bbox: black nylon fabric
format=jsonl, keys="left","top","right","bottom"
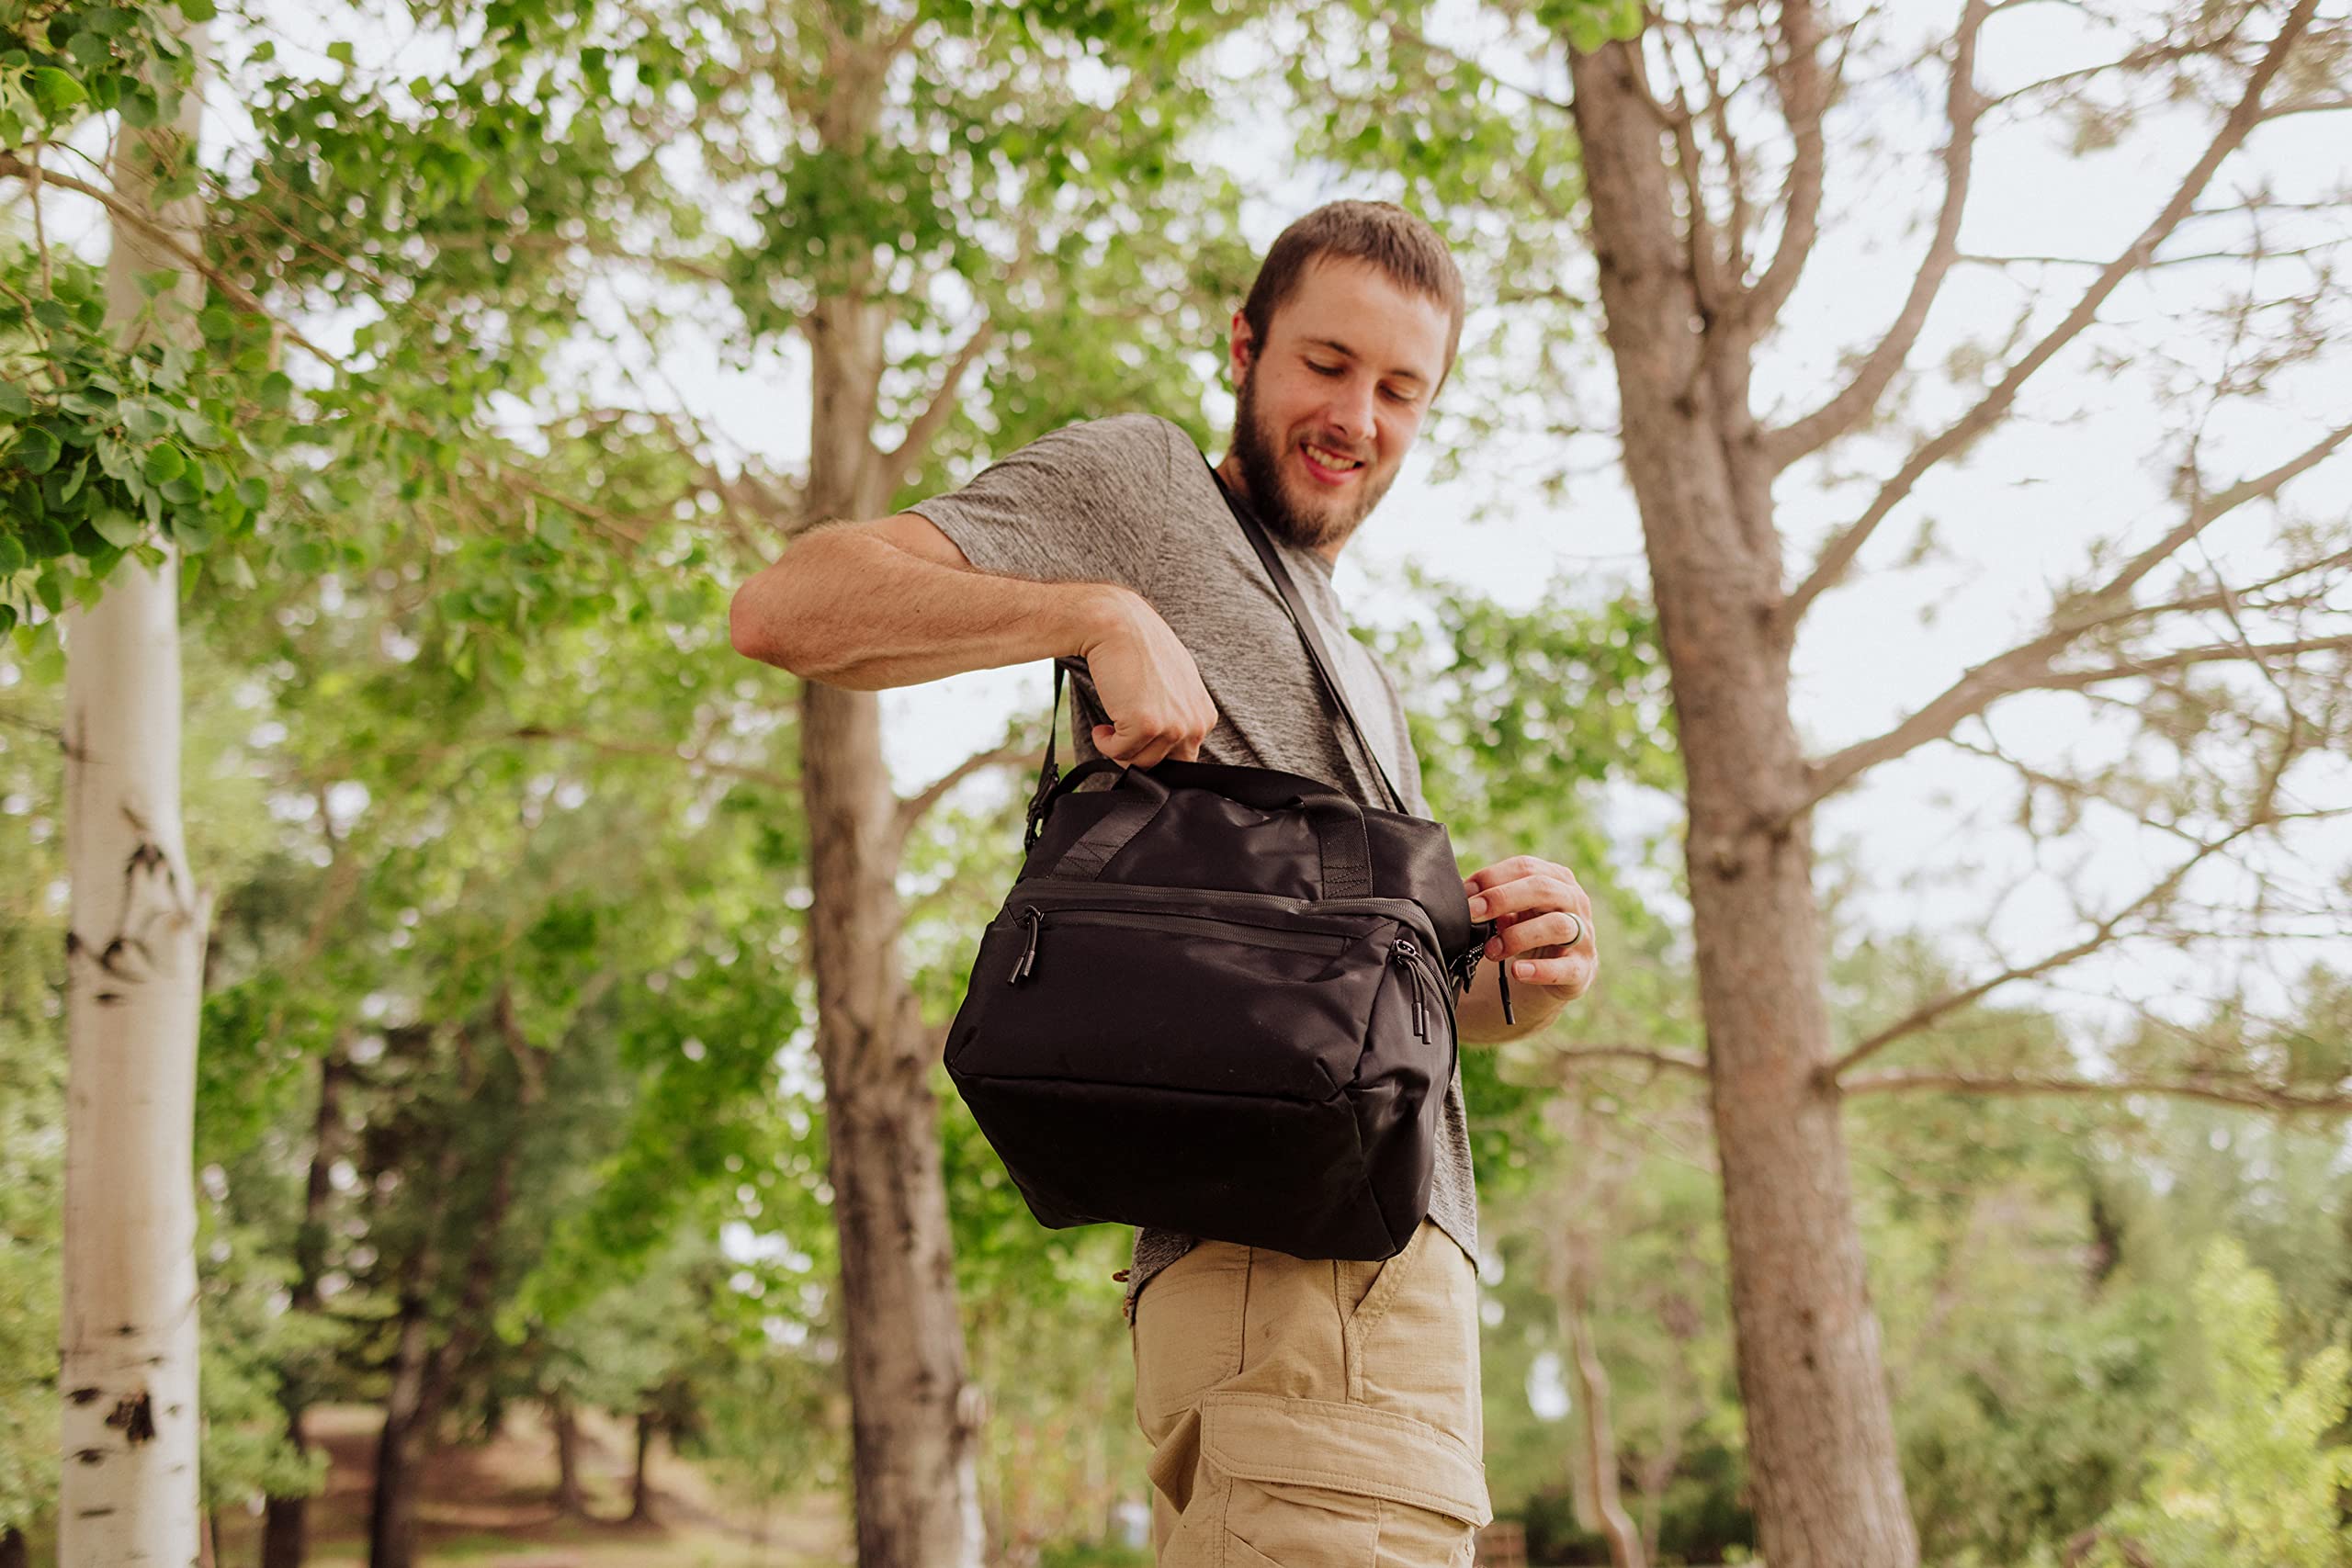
{"left": 944, "top": 726, "right": 1491, "bottom": 1263}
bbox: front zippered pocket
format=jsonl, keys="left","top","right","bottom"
{"left": 949, "top": 893, "right": 1430, "bottom": 1103}
{"left": 1010, "top": 904, "right": 1354, "bottom": 986}
{"left": 1010, "top": 876, "right": 1444, "bottom": 949}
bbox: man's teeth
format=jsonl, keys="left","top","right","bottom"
{"left": 1305, "top": 444, "right": 1363, "bottom": 470}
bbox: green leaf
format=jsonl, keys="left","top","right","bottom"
{"left": 258, "top": 372, "right": 294, "bottom": 412}
{"left": 0, "top": 604, "right": 14, "bottom": 637}
{"left": 176, "top": 0, "right": 218, "bottom": 19}
{"left": 122, "top": 402, "right": 171, "bottom": 441}
{"left": 197, "top": 306, "right": 234, "bottom": 341}
{"left": 235, "top": 476, "right": 270, "bottom": 510}
{"left": 90, "top": 507, "right": 144, "bottom": 547}
{"left": 327, "top": 40, "right": 356, "bottom": 66}
{"left": 0, "top": 534, "right": 23, "bottom": 575}
{"left": 30, "top": 299, "right": 70, "bottom": 333}
{"left": 144, "top": 444, "right": 187, "bottom": 484}
{"left": 16, "top": 427, "right": 62, "bottom": 474}
{"left": 175, "top": 407, "right": 222, "bottom": 446}
{"left": 29, "top": 68, "right": 88, "bottom": 120}
{"left": 0, "top": 381, "right": 29, "bottom": 417}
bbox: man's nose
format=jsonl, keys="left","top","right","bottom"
{"left": 1325, "top": 376, "right": 1377, "bottom": 447}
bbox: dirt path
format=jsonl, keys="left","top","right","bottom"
{"left": 212, "top": 1404, "right": 848, "bottom": 1568}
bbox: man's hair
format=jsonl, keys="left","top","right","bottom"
{"left": 1239, "top": 200, "right": 1466, "bottom": 386}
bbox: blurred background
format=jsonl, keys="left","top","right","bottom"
{"left": 2, "top": 0, "right": 2347, "bottom": 1562}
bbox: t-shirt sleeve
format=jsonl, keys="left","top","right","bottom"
{"left": 906, "top": 414, "right": 1179, "bottom": 597}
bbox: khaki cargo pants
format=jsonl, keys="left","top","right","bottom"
{"left": 1129, "top": 1217, "right": 1494, "bottom": 1566}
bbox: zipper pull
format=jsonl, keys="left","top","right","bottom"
{"left": 1012, "top": 907, "right": 1043, "bottom": 985}
{"left": 1498, "top": 956, "right": 1514, "bottom": 1026}
{"left": 1394, "top": 940, "right": 1430, "bottom": 1042}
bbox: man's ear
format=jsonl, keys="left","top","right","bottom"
{"left": 1228, "top": 308, "right": 1255, "bottom": 378}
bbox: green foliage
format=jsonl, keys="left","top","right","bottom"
{"left": 0, "top": 0, "right": 203, "bottom": 146}
{"left": 2077, "top": 1239, "right": 2352, "bottom": 1568}
{"left": 0, "top": 251, "right": 285, "bottom": 627}
{"left": 193, "top": 1213, "right": 328, "bottom": 1511}
{"left": 0, "top": 883, "right": 62, "bottom": 1536}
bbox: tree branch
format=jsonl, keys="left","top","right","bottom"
{"left": 1385, "top": 20, "right": 1578, "bottom": 116}
{"left": 878, "top": 318, "right": 993, "bottom": 500}
{"left": 1776, "top": 0, "right": 2323, "bottom": 634}
{"left": 1736, "top": 0, "right": 1831, "bottom": 333}
{"left": 505, "top": 725, "right": 797, "bottom": 793}
{"left": 1822, "top": 813, "right": 2273, "bottom": 1081}
{"left": 1761, "top": 0, "right": 1985, "bottom": 469}
{"left": 2026, "top": 634, "right": 2352, "bottom": 694}
{"left": 1841, "top": 1068, "right": 2352, "bottom": 1115}
{"left": 1790, "top": 415, "right": 2352, "bottom": 814}
{"left": 0, "top": 151, "right": 343, "bottom": 369}
{"left": 1544, "top": 1043, "right": 1711, "bottom": 1078}
{"left": 892, "top": 734, "right": 1041, "bottom": 845}
{"left": 1657, "top": 49, "right": 1729, "bottom": 317}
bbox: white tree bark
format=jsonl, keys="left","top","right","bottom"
{"left": 58, "top": 32, "right": 210, "bottom": 1563}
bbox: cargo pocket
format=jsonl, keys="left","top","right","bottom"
{"left": 1200, "top": 1390, "right": 1492, "bottom": 1567}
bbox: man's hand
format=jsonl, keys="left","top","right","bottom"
{"left": 1462, "top": 855, "right": 1598, "bottom": 1032}
{"left": 1079, "top": 589, "right": 1219, "bottom": 769}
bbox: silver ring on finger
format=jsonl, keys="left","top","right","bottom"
{"left": 1562, "top": 911, "right": 1586, "bottom": 948}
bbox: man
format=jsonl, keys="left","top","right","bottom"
{"left": 729, "top": 200, "right": 1598, "bottom": 1565}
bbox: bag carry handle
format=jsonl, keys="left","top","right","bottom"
{"left": 1039, "top": 757, "right": 1375, "bottom": 901}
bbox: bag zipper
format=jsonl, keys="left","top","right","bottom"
{"left": 1010, "top": 876, "right": 1447, "bottom": 951}
{"left": 1008, "top": 904, "right": 1352, "bottom": 987}
{"left": 1003, "top": 878, "right": 1491, "bottom": 1021}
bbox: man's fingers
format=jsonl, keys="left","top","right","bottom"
{"left": 1466, "top": 871, "right": 1590, "bottom": 922}
{"left": 1488, "top": 910, "right": 1589, "bottom": 958}
{"left": 1093, "top": 714, "right": 1213, "bottom": 770}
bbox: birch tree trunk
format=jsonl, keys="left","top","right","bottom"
{"left": 1566, "top": 27, "right": 1922, "bottom": 1568}
{"left": 58, "top": 30, "right": 211, "bottom": 1563}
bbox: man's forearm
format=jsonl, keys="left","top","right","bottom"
{"left": 730, "top": 528, "right": 1126, "bottom": 690}
{"left": 1456, "top": 970, "right": 1569, "bottom": 1045}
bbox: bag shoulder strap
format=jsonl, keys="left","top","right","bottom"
{"left": 1207, "top": 460, "right": 1408, "bottom": 816}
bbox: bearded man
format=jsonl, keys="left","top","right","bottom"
{"left": 730, "top": 199, "right": 1598, "bottom": 1566}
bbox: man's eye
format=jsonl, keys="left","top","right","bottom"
{"left": 1308, "top": 362, "right": 1341, "bottom": 377}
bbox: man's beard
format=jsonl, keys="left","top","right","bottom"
{"left": 1230, "top": 371, "right": 1398, "bottom": 553}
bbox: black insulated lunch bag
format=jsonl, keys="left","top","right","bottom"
{"left": 943, "top": 467, "right": 1509, "bottom": 1262}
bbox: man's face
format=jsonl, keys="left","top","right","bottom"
{"left": 1227, "top": 256, "right": 1452, "bottom": 556}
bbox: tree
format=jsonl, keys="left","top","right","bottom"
{"left": 1281, "top": 0, "right": 2349, "bottom": 1558}
{"left": 51, "top": 15, "right": 210, "bottom": 1559}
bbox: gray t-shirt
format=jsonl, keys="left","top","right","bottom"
{"left": 911, "top": 412, "right": 1478, "bottom": 1319}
